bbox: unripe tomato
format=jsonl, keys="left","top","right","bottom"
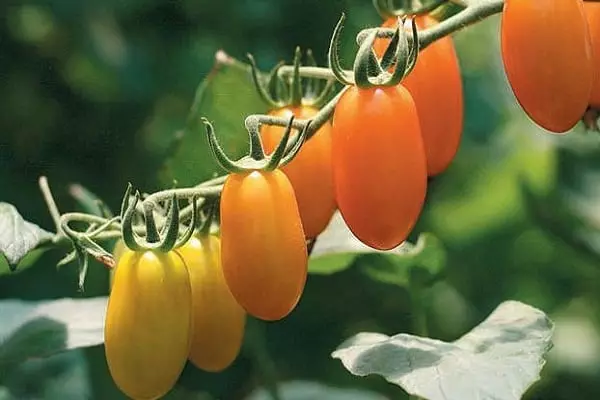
{"left": 105, "top": 249, "right": 192, "bottom": 400}
{"left": 176, "top": 235, "right": 246, "bottom": 372}
{"left": 332, "top": 85, "right": 427, "bottom": 250}
{"left": 220, "top": 169, "right": 308, "bottom": 321}
{"left": 374, "top": 16, "right": 463, "bottom": 176}
{"left": 501, "top": 0, "right": 593, "bottom": 133}
{"left": 585, "top": 2, "right": 600, "bottom": 108}
{"left": 261, "top": 106, "right": 336, "bottom": 238}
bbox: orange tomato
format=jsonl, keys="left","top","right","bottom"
{"left": 331, "top": 85, "right": 427, "bottom": 250}
{"left": 501, "top": 0, "right": 593, "bottom": 133}
{"left": 176, "top": 235, "right": 246, "bottom": 372}
{"left": 374, "top": 16, "right": 463, "bottom": 176}
{"left": 105, "top": 249, "right": 192, "bottom": 400}
{"left": 261, "top": 106, "right": 336, "bottom": 238}
{"left": 220, "top": 169, "right": 308, "bottom": 321}
{"left": 585, "top": 2, "right": 600, "bottom": 108}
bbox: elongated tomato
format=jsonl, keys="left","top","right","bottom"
{"left": 105, "top": 249, "right": 192, "bottom": 400}
{"left": 585, "top": 2, "right": 600, "bottom": 108}
{"left": 176, "top": 235, "right": 246, "bottom": 372}
{"left": 374, "top": 16, "right": 463, "bottom": 176}
{"left": 332, "top": 85, "right": 427, "bottom": 250}
{"left": 220, "top": 169, "right": 308, "bottom": 321}
{"left": 261, "top": 106, "right": 336, "bottom": 238}
{"left": 501, "top": 0, "right": 593, "bottom": 133}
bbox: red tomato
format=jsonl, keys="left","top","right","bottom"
{"left": 374, "top": 16, "right": 463, "bottom": 176}
{"left": 585, "top": 2, "right": 600, "bottom": 108}
{"left": 220, "top": 169, "right": 308, "bottom": 321}
{"left": 261, "top": 106, "right": 336, "bottom": 238}
{"left": 331, "top": 85, "right": 427, "bottom": 250}
{"left": 501, "top": 0, "right": 593, "bottom": 133}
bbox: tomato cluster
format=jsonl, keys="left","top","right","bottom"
{"left": 501, "top": 0, "right": 596, "bottom": 133}
{"left": 105, "top": 235, "right": 246, "bottom": 400}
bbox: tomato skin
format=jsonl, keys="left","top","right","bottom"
{"left": 375, "top": 16, "right": 463, "bottom": 176}
{"left": 261, "top": 106, "right": 336, "bottom": 238}
{"left": 105, "top": 249, "right": 192, "bottom": 400}
{"left": 332, "top": 85, "right": 427, "bottom": 250}
{"left": 176, "top": 235, "right": 246, "bottom": 372}
{"left": 585, "top": 2, "right": 600, "bottom": 108}
{"left": 501, "top": 0, "right": 593, "bottom": 133}
{"left": 220, "top": 169, "right": 308, "bottom": 321}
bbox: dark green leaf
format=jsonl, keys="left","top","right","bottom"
{"left": 332, "top": 300, "right": 554, "bottom": 400}
{"left": 247, "top": 380, "right": 387, "bottom": 400}
{"left": 0, "top": 203, "right": 53, "bottom": 271}
{"left": 160, "top": 51, "right": 268, "bottom": 187}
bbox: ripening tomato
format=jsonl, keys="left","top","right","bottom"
{"left": 105, "top": 249, "right": 192, "bottom": 400}
{"left": 220, "top": 169, "right": 308, "bottom": 321}
{"left": 374, "top": 16, "right": 463, "bottom": 176}
{"left": 176, "top": 235, "right": 246, "bottom": 372}
{"left": 585, "top": 2, "right": 600, "bottom": 108}
{"left": 261, "top": 106, "right": 336, "bottom": 238}
{"left": 501, "top": 0, "right": 593, "bottom": 133}
{"left": 332, "top": 85, "right": 427, "bottom": 250}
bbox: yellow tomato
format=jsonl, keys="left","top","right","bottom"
{"left": 105, "top": 249, "right": 192, "bottom": 400}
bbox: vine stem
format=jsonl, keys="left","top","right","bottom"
{"left": 278, "top": 66, "right": 338, "bottom": 80}
{"left": 39, "top": 176, "right": 64, "bottom": 237}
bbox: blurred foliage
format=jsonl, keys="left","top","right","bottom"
{"left": 2, "top": 0, "right": 600, "bottom": 399}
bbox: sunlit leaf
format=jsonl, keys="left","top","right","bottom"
{"left": 309, "top": 212, "right": 446, "bottom": 286}
{"left": 0, "top": 203, "right": 53, "bottom": 272}
{"left": 0, "top": 297, "right": 107, "bottom": 368}
{"left": 332, "top": 300, "right": 553, "bottom": 400}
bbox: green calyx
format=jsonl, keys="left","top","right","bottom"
{"left": 248, "top": 47, "right": 335, "bottom": 109}
{"left": 120, "top": 183, "right": 199, "bottom": 252}
{"left": 373, "top": 0, "right": 449, "bottom": 18}
{"left": 203, "top": 116, "right": 310, "bottom": 174}
{"left": 328, "top": 13, "right": 419, "bottom": 89}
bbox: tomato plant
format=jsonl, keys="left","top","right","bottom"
{"left": 374, "top": 15, "right": 463, "bottom": 176}
{"left": 261, "top": 106, "right": 336, "bottom": 238}
{"left": 105, "top": 249, "right": 192, "bottom": 400}
{"left": 220, "top": 169, "right": 308, "bottom": 321}
{"left": 501, "top": 0, "right": 593, "bottom": 133}
{"left": 331, "top": 85, "right": 427, "bottom": 250}
{"left": 585, "top": 2, "right": 600, "bottom": 108}
{"left": 176, "top": 234, "right": 246, "bottom": 372}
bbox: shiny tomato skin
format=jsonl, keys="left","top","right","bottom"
{"left": 501, "top": 0, "right": 593, "bottom": 133}
{"left": 176, "top": 235, "right": 246, "bottom": 372}
{"left": 585, "top": 2, "right": 600, "bottom": 108}
{"left": 220, "top": 169, "right": 308, "bottom": 321}
{"left": 105, "top": 249, "right": 192, "bottom": 400}
{"left": 261, "top": 106, "right": 336, "bottom": 238}
{"left": 332, "top": 85, "right": 427, "bottom": 250}
{"left": 375, "top": 16, "right": 463, "bottom": 176}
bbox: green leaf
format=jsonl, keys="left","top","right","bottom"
{"left": 332, "top": 300, "right": 554, "bottom": 400}
{"left": 0, "top": 297, "right": 107, "bottom": 369}
{"left": 0, "top": 203, "right": 53, "bottom": 271}
{"left": 160, "top": 51, "right": 268, "bottom": 187}
{"left": 309, "top": 212, "right": 446, "bottom": 285}
{"left": 246, "top": 380, "right": 387, "bottom": 400}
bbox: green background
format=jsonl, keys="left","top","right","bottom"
{"left": 2, "top": 0, "right": 600, "bottom": 399}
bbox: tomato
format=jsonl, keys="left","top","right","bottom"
{"left": 220, "top": 169, "right": 308, "bottom": 321}
{"left": 332, "top": 85, "right": 427, "bottom": 250}
{"left": 501, "top": 0, "right": 593, "bottom": 133}
{"left": 585, "top": 2, "right": 600, "bottom": 108}
{"left": 261, "top": 106, "right": 336, "bottom": 238}
{"left": 105, "top": 249, "right": 192, "bottom": 400}
{"left": 374, "top": 16, "right": 463, "bottom": 176}
{"left": 176, "top": 235, "right": 246, "bottom": 372}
